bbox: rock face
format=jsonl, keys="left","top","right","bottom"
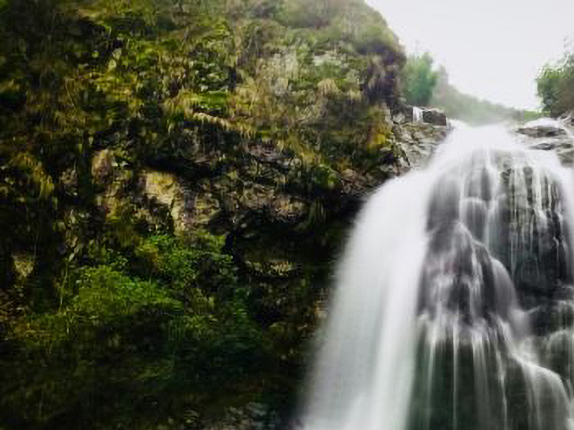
{"left": 514, "top": 118, "right": 574, "bottom": 165}
{"left": 516, "top": 119, "right": 568, "bottom": 138}
{"left": 392, "top": 114, "right": 451, "bottom": 171}
{"left": 422, "top": 108, "right": 448, "bottom": 126}
{"left": 141, "top": 170, "right": 191, "bottom": 234}
{"left": 403, "top": 106, "right": 448, "bottom": 126}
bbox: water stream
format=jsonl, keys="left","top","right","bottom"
{"left": 302, "top": 122, "right": 574, "bottom": 430}
{"left": 413, "top": 107, "right": 424, "bottom": 123}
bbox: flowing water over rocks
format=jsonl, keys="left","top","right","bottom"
{"left": 516, "top": 118, "right": 574, "bottom": 166}
{"left": 302, "top": 123, "right": 574, "bottom": 430}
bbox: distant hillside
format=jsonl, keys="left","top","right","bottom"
{"left": 400, "top": 53, "right": 540, "bottom": 124}
{"left": 431, "top": 67, "right": 540, "bottom": 124}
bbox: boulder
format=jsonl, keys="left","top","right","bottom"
{"left": 515, "top": 119, "right": 568, "bottom": 138}
{"left": 422, "top": 108, "right": 447, "bottom": 126}
{"left": 514, "top": 118, "right": 574, "bottom": 164}
{"left": 141, "top": 170, "right": 191, "bottom": 234}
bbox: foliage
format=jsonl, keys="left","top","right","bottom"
{"left": 0, "top": 0, "right": 407, "bottom": 427}
{"left": 401, "top": 52, "right": 438, "bottom": 107}
{"left": 537, "top": 54, "right": 574, "bottom": 117}
{"left": 401, "top": 52, "right": 539, "bottom": 125}
{"left": 1, "top": 233, "right": 267, "bottom": 429}
{"left": 400, "top": 53, "right": 537, "bottom": 123}
{"left": 431, "top": 67, "right": 539, "bottom": 124}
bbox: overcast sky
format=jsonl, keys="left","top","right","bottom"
{"left": 366, "top": 0, "right": 574, "bottom": 110}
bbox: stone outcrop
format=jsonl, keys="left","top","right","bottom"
{"left": 392, "top": 113, "right": 451, "bottom": 171}
{"left": 402, "top": 106, "right": 448, "bottom": 126}
{"left": 516, "top": 121, "right": 567, "bottom": 138}
{"left": 141, "top": 170, "right": 191, "bottom": 234}
{"left": 422, "top": 108, "right": 448, "bottom": 126}
{"left": 514, "top": 119, "right": 574, "bottom": 165}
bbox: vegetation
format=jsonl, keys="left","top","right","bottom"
{"left": 401, "top": 52, "right": 438, "bottom": 107}
{"left": 431, "top": 67, "right": 539, "bottom": 124}
{"left": 0, "top": 0, "right": 409, "bottom": 428}
{"left": 401, "top": 53, "right": 538, "bottom": 124}
{"left": 537, "top": 54, "right": 574, "bottom": 117}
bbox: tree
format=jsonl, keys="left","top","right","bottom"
{"left": 537, "top": 56, "right": 574, "bottom": 117}
{"left": 401, "top": 52, "right": 438, "bottom": 106}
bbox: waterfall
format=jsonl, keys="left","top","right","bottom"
{"left": 301, "top": 123, "right": 574, "bottom": 430}
{"left": 413, "top": 107, "right": 424, "bottom": 123}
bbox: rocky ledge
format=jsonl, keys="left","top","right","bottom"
{"left": 515, "top": 118, "right": 574, "bottom": 165}
{"left": 393, "top": 106, "right": 451, "bottom": 171}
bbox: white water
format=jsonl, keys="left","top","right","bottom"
{"left": 302, "top": 123, "right": 574, "bottom": 430}
{"left": 413, "top": 107, "right": 424, "bottom": 123}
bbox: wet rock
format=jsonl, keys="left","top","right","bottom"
{"left": 516, "top": 122, "right": 567, "bottom": 138}
{"left": 141, "top": 170, "right": 191, "bottom": 234}
{"left": 402, "top": 106, "right": 448, "bottom": 126}
{"left": 91, "top": 150, "right": 134, "bottom": 218}
{"left": 527, "top": 137, "right": 574, "bottom": 165}
{"left": 422, "top": 108, "right": 448, "bottom": 126}
{"left": 515, "top": 119, "right": 574, "bottom": 164}
{"left": 396, "top": 122, "right": 451, "bottom": 171}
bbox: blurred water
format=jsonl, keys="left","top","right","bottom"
{"left": 302, "top": 123, "right": 574, "bottom": 430}
{"left": 413, "top": 107, "right": 424, "bottom": 123}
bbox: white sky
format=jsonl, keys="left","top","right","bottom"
{"left": 366, "top": 0, "right": 574, "bottom": 110}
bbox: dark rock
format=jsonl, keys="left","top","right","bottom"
{"left": 515, "top": 119, "right": 574, "bottom": 164}
{"left": 527, "top": 137, "right": 574, "bottom": 164}
{"left": 422, "top": 108, "right": 448, "bottom": 126}
{"left": 402, "top": 106, "right": 448, "bottom": 126}
{"left": 516, "top": 121, "right": 567, "bottom": 138}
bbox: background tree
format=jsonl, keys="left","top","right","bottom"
{"left": 431, "top": 66, "right": 538, "bottom": 124}
{"left": 401, "top": 52, "right": 439, "bottom": 106}
{"left": 537, "top": 55, "right": 574, "bottom": 117}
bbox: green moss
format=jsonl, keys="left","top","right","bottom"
{"left": 0, "top": 0, "right": 408, "bottom": 427}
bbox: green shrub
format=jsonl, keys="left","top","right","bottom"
{"left": 0, "top": 233, "right": 266, "bottom": 429}
{"left": 402, "top": 52, "right": 439, "bottom": 106}
{"left": 537, "top": 57, "right": 574, "bottom": 117}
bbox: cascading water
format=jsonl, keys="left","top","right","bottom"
{"left": 413, "top": 107, "right": 424, "bottom": 123}
{"left": 301, "top": 123, "right": 574, "bottom": 430}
